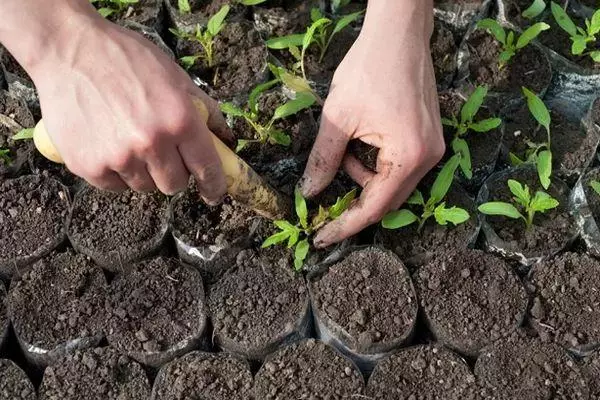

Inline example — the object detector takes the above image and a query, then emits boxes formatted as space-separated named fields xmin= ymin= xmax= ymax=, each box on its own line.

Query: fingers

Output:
xmin=145 ymin=147 xmax=190 ymax=195
xmin=84 ymin=171 xmax=129 ymax=193
xmin=342 ymin=154 xmax=375 ymax=188
xmin=188 ymin=85 xmax=235 ymax=148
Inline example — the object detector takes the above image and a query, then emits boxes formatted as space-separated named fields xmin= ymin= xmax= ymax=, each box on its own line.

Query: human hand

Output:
xmin=300 ymin=0 xmax=444 ymax=248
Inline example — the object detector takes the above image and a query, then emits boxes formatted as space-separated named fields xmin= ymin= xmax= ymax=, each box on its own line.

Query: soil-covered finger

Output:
xmin=0 ymin=359 xmax=36 ymax=400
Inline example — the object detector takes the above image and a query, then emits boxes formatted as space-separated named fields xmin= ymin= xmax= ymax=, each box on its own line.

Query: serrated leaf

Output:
xmin=220 ymin=102 xmax=245 ymax=117
xmin=178 ymin=0 xmax=191 ymax=14
xmin=248 ymin=79 xmax=279 ymax=114
xmin=430 ymin=153 xmax=461 ymax=203
xmin=266 ymin=34 xmax=306 ymax=49
xmin=294 ymin=239 xmax=310 ymax=271
xmin=477 ymin=19 xmax=507 ymax=44
xmin=434 ymin=203 xmax=470 ymax=226
xmin=470 ymin=118 xmax=502 ymax=132
xmin=537 ymin=150 xmax=552 ymax=189
xmin=522 ymin=0 xmax=546 ymax=19
xmin=272 ymin=93 xmax=315 ymax=120
xmin=530 ymin=190 xmax=559 ymax=212
xmin=332 ymin=10 xmax=364 ymax=35
xmin=478 ymin=202 xmax=524 ymax=219
xmin=589 ymin=180 xmax=600 ymax=195
xmin=551 ymin=1 xmax=578 ymax=37
xmin=11 ymin=128 xmax=34 ymax=141
xmin=262 ymin=230 xmax=291 ymax=247
xmin=406 ymin=190 xmax=425 ymax=206
xmin=268 ymin=129 xmax=291 ymax=146
xmin=516 ymin=22 xmax=550 ymax=49
xmin=207 ymin=4 xmax=230 ymax=37
xmin=507 ymin=179 xmax=530 ymax=207
xmin=329 ymin=189 xmax=357 ymax=219
xmin=522 ymin=87 xmax=551 ymax=135
xmin=452 ymin=137 xmax=472 ymax=180
xmin=295 ymin=187 xmax=308 ymax=229
xmin=461 ymin=86 xmax=488 ymax=124
xmin=381 ymin=209 xmax=418 ymax=229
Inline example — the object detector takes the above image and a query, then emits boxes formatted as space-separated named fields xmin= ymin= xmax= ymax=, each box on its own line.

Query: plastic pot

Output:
xmin=434 ymin=0 xmax=493 ymax=35
xmin=571 ymin=167 xmax=600 ymax=258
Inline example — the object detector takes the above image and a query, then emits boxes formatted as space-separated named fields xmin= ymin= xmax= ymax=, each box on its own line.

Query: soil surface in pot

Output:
xmin=475 ymin=332 xmax=589 ymax=399
xmin=0 ymin=283 xmax=7 ymax=340
xmin=152 ymin=351 xmax=253 ymax=400
xmin=0 ymin=90 xmax=34 ymax=177
xmin=208 ymin=247 xmax=307 ymax=360
xmin=432 ymin=19 xmax=459 ymax=89
xmin=0 ymin=175 xmax=69 ymax=272
xmin=96 ymin=0 xmax=162 ymax=30
xmin=29 ymin=152 xmax=80 ymax=189
xmin=582 ymin=350 xmax=600 ymax=399
xmin=415 ymin=248 xmax=527 ymax=356
xmin=168 ymin=0 xmax=248 ymax=22
xmin=68 ymin=186 xmax=168 ymax=267
xmin=465 ymin=29 xmax=551 ymax=94
xmin=0 ymin=359 xmax=36 ymax=400
xmin=480 ymin=167 xmax=574 ymax=259
xmin=502 ymin=0 xmax=568 ymax=29
xmin=529 ymin=252 xmax=600 ymax=351
xmin=103 ymin=257 xmax=205 ymax=363
xmin=582 ymin=168 xmax=600 ymax=221
xmin=366 ymin=344 xmax=476 ymax=399
xmin=8 ymin=250 xmax=107 ymax=352
xmin=253 ymin=0 xmax=319 ymax=38
xmin=253 ymin=339 xmax=364 ymax=399
xmin=39 ymin=347 xmax=151 ymax=400
xmin=377 ymin=182 xmax=477 ymax=270
xmin=309 ymin=247 xmax=418 ymax=354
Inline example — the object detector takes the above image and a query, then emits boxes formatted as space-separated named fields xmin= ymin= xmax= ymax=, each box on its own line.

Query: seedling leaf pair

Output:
xmin=551 ymin=2 xmax=600 ymax=61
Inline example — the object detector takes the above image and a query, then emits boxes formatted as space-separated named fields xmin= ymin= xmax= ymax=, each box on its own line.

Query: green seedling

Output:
xmin=476 ymin=19 xmax=550 ymax=67
xmin=0 ymin=149 xmax=10 ymax=165
xmin=478 ymin=179 xmax=559 ymax=229
xmin=170 ymin=5 xmax=230 ymax=68
xmin=550 ymin=2 xmax=600 ymax=61
xmin=522 ymin=0 xmax=547 ymax=19
xmin=331 ymin=0 xmax=352 ymax=13
xmin=381 ymin=154 xmax=470 ymax=232
xmin=590 ymin=179 xmax=600 ymax=195
xmin=268 ymin=63 xmax=323 ymax=106
xmin=441 ymin=86 xmax=502 ymax=180
xmin=221 ymin=81 xmax=316 ymax=151
xmin=11 ymin=128 xmax=33 ymax=141
xmin=89 ymin=0 xmax=138 ymax=18
xmin=509 ymin=87 xmax=552 ymax=190
xmin=178 ymin=0 xmax=265 ymax=14
xmin=262 ymin=188 xmax=357 ymax=271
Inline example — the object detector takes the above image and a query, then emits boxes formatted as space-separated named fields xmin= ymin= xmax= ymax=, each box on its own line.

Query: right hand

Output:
xmin=29 ymin=7 xmax=232 ymax=202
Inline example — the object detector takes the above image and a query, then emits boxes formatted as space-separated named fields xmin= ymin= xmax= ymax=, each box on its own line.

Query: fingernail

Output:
xmin=298 ymin=175 xmax=313 ymax=198
xmin=201 ymin=194 xmax=225 ymax=207
xmin=313 ymin=227 xmax=333 ymax=249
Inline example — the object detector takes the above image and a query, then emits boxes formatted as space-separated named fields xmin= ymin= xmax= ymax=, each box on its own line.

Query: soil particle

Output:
xmin=528 ymin=252 xmax=600 ymax=352
xmin=475 ymin=332 xmax=589 ymax=399
xmin=581 ymin=168 xmax=600 ymax=221
xmin=366 ymin=344 xmax=477 ymax=400
xmin=103 ymin=257 xmax=206 ymax=366
xmin=68 ymin=186 xmax=168 ymax=270
xmin=39 ymin=347 xmax=151 ymax=400
xmin=8 ymin=250 xmax=107 ymax=353
xmin=0 ymin=359 xmax=36 ymax=400
xmin=252 ymin=0 xmax=318 ymax=38
xmin=581 ymin=350 xmax=600 ymax=399
xmin=253 ymin=339 xmax=364 ymax=399
xmin=465 ymin=29 xmax=551 ymax=95
xmin=415 ymin=248 xmax=528 ymax=356
xmin=151 ymin=351 xmax=253 ymax=400
xmin=0 ymin=89 xmax=34 ymax=176
xmin=0 ymin=175 xmax=69 ymax=277
xmin=432 ymin=19 xmax=459 ymax=89
xmin=208 ymin=247 xmax=308 ymax=360
xmin=309 ymin=247 xmax=418 ymax=354
xmin=0 ymin=282 xmax=7 ymax=342
xmin=347 ymin=140 xmax=378 ymax=172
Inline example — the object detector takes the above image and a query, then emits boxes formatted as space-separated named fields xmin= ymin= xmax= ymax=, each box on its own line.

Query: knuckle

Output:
xmin=108 ymin=150 xmax=134 ymax=172
xmin=159 ymin=176 xmax=190 ymax=196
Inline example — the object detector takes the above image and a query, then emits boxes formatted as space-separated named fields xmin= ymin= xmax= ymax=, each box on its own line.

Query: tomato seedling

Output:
xmin=89 ymin=0 xmax=138 ymax=18
xmin=262 ymin=188 xmax=357 ymax=271
xmin=441 ymin=86 xmax=502 ymax=180
xmin=0 ymin=149 xmax=10 ymax=165
xmin=178 ymin=0 xmax=266 ymax=14
xmin=522 ymin=0 xmax=547 ymax=20
xmin=476 ymin=19 xmax=550 ymax=67
xmin=550 ymin=2 xmax=600 ymax=62
xmin=382 ymin=154 xmax=470 ymax=232
xmin=590 ymin=179 xmax=600 ymax=195
xmin=478 ymin=179 xmax=559 ymax=229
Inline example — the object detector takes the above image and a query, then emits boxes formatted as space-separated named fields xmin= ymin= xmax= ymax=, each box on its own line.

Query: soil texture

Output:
xmin=0 ymin=282 xmax=6 ymax=342
xmin=0 ymin=359 xmax=36 ymax=400
xmin=582 ymin=168 xmax=600 ymax=221
xmin=168 ymin=0 xmax=248 ymax=28
xmin=581 ymin=350 xmax=600 ymax=399
xmin=432 ymin=19 xmax=459 ymax=89
xmin=0 ymin=90 xmax=34 ymax=177
xmin=253 ymin=339 xmax=364 ymax=399
xmin=97 ymin=0 xmax=163 ymax=31
xmin=253 ymin=0 xmax=319 ymax=38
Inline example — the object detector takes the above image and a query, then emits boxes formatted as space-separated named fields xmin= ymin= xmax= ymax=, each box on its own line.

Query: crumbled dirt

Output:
xmin=475 ymin=332 xmax=589 ymax=399
xmin=252 ymin=0 xmax=318 ymax=38
xmin=528 ymin=252 xmax=600 ymax=351
xmin=68 ymin=186 xmax=168 ymax=269
xmin=348 ymin=139 xmax=379 ymax=172
xmin=583 ymin=168 xmax=600 ymax=220
xmin=208 ymin=247 xmax=308 ymax=360
xmin=0 ymin=359 xmax=36 ymax=400
xmin=581 ymin=350 xmax=600 ymax=399
xmin=481 ymin=167 xmax=575 ymax=260
xmin=103 ymin=258 xmax=206 ymax=364
xmin=29 ymin=151 xmax=80 ymax=189
xmin=39 ymin=347 xmax=151 ymax=400
xmin=253 ymin=339 xmax=364 ymax=399
xmin=432 ymin=19 xmax=459 ymax=89
xmin=303 ymin=28 xmax=359 ymax=87
xmin=502 ymin=0 xmax=566 ymax=29
xmin=366 ymin=344 xmax=477 ymax=399
xmin=169 ymin=0 xmax=248 ymax=21
xmin=151 ymin=351 xmax=253 ymax=399
xmin=96 ymin=0 xmax=163 ymax=30
xmin=0 ymin=282 xmax=7 ymax=340
xmin=0 ymin=175 xmax=69 ymax=276
xmin=309 ymin=247 xmax=418 ymax=354
xmin=0 ymin=90 xmax=34 ymax=176
xmin=415 ymin=248 xmax=528 ymax=356
xmin=466 ymin=29 xmax=552 ymax=95
xmin=8 ymin=250 xmax=107 ymax=351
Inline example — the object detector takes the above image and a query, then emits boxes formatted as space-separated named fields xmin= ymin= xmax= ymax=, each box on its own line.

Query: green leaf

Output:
xmin=478 ymin=202 xmax=524 ymax=219
xmin=220 ymin=102 xmax=245 ymax=117
xmin=441 ymin=117 xmax=458 ymax=127
xmin=207 ymin=4 xmax=230 ymax=37
xmin=178 ymin=0 xmax=191 ymax=14
xmin=516 ymin=22 xmax=550 ymax=49
xmin=461 ymin=86 xmax=488 ymax=124
xmin=331 ymin=0 xmax=351 ymax=13
xmin=295 ymin=187 xmax=308 ymax=229
xmin=332 ymin=10 xmax=364 ymax=35
xmin=179 ymin=55 xmax=201 ymax=69
xmin=329 ymin=189 xmax=357 ymax=219
xmin=530 ymin=190 xmax=559 ymax=212
xmin=289 ymin=46 xmax=302 ymax=61
xmin=235 ymin=139 xmax=251 ymax=153
xmin=311 ymin=7 xmax=324 ymax=22
xmin=268 ymin=129 xmax=291 ymax=146
xmin=590 ymin=9 xmax=600 ymax=35
xmin=311 ymin=205 xmax=329 ymax=227
xmin=469 ymin=118 xmax=502 ymax=132
xmin=406 ymin=190 xmax=425 ymax=206
xmin=0 ymin=149 xmax=11 ymax=164
xmin=277 ymin=70 xmax=313 ymax=94
xmin=522 ymin=0 xmax=546 ymax=19
xmin=572 ymin=37 xmax=588 ymax=55
xmin=272 ymin=93 xmax=315 ymax=120
xmin=590 ymin=180 xmax=600 ymax=195
xmin=522 ymin=87 xmax=551 ymax=135
xmin=551 ymin=1 xmax=578 ymax=37
xmin=430 ymin=153 xmax=461 ymax=204
xmin=509 ymin=152 xmax=525 ymax=166
xmin=11 ymin=128 xmax=34 ymax=141
xmin=589 ymin=51 xmax=600 ymax=62
xmin=499 ymin=49 xmax=516 ymax=64
xmin=169 ymin=27 xmax=188 ymax=39
xmin=452 ymin=137 xmax=472 ymax=180
xmin=302 ymin=17 xmax=331 ymax=58
xmin=477 ymin=19 xmax=507 ymax=44
xmin=274 ymin=220 xmax=297 ymax=232
xmin=507 ymin=31 xmax=515 ymax=47
xmin=381 ymin=209 xmax=419 ymax=229
xmin=266 ymin=34 xmax=306 ymax=50
xmin=248 ymin=79 xmax=279 ymax=114
xmin=434 ymin=203 xmax=470 ymax=226
xmin=507 ymin=179 xmax=531 ymax=208
xmin=537 ymin=149 xmax=552 ymax=189
xmin=98 ymin=7 xmax=116 ymax=17
xmin=294 ymin=239 xmax=310 ymax=271
xmin=262 ymin=230 xmax=291 ymax=247
xmin=239 ymin=0 xmax=268 ymax=5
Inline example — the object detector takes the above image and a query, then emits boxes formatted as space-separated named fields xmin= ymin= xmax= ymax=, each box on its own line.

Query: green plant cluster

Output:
xmin=89 ymin=0 xmax=139 ymax=18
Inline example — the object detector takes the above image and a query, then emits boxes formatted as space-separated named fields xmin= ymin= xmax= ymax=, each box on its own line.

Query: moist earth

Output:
xmin=0 ymin=90 xmax=34 ymax=176
xmin=0 ymin=359 xmax=36 ymax=400
xmin=581 ymin=350 xmax=600 ymax=399
xmin=432 ymin=19 xmax=459 ymax=89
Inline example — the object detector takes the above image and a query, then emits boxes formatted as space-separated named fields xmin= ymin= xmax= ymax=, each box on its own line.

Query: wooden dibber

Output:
xmin=33 ymin=96 xmax=289 ymax=220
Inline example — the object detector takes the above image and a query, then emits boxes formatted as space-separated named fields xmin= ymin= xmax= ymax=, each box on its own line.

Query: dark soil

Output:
xmin=415 ymin=248 xmax=528 ymax=356
xmin=253 ymin=339 xmax=364 ymax=399
xmin=309 ymin=247 xmax=418 ymax=354
xmin=481 ymin=167 xmax=575 ymax=260
xmin=348 ymin=139 xmax=378 ymax=172
xmin=578 ymin=0 xmax=600 ymax=7
xmin=39 ymin=347 xmax=151 ymax=400
xmin=0 ymin=283 xmax=6 ymax=343
xmin=29 ymin=151 xmax=80 ymax=189
xmin=581 ymin=350 xmax=600 ymax=399
xmin=253 ymin=0 xmax=319 ymax=38
xmin=377 ymin=182 xmax=478 ymax=270
xmin=502 ymin=0 xmax=567 ymax=29
xmin=68 ymin=186 xmax=168 ymax=270
xmin=97 ymin=0 xmax=163 ymax=31
xmin=208 ymin=247 xmax=308 ymax=360
xmin=366 ymin=344 xmax=477 ymax=399
xmin=0 ymin=359 xmax=36 ymax=400
xmin=0 ymin=90 xmax=34 ymax=177
xmin=168 ymin=0 xmax=248 ymax=23
xmin=151 ymin=351 xmax=253 ymax=400
xmin=466 ymin=29 xmax=552 ymax=95
xmin=528 ymin=252 xmax=600 ymax=351
xmin=8 ymin=250 xmax=107 ymax=353
xmin=474 ymin=332 xmax=589 ymax=399
xmin=590 ymin=97 xmax=600 ymax=128
xmin=583 ymin=168 xmax=600 ymax=220
xmin=432 ymin=19 xmax=459 ymax=89
xmin=103 ymin=257 xmax=206 ymax=366
xmin=0 ymin=175 xmax=69 ymax=277
xmin=177 ymin=20 xmax=268 ymax=99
